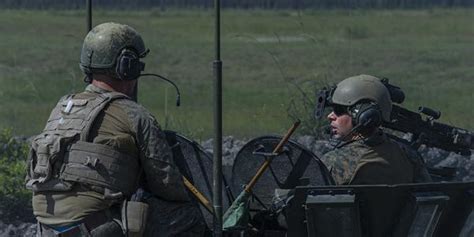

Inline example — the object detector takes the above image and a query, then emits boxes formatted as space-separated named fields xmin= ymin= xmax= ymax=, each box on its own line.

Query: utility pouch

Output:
xmin=122 ymin=200 xmax=149 ymax=237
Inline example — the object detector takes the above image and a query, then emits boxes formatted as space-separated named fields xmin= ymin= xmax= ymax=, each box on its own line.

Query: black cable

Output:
xmin=139 ymin=73 xmax=181 ymax=107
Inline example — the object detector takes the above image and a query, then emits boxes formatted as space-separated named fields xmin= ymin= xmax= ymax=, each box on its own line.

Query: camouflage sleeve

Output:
xmin=321 ymin=147 xmax=362 ymax=185
xmin=119 ymin=100 xmax=189 ymax=201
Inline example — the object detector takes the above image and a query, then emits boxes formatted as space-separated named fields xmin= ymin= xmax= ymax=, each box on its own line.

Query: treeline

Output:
xmin=1 ymin=0 xmax=473 ymax=10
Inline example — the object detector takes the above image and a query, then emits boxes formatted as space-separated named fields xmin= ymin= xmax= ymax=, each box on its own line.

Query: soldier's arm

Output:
xmin=122 ymin=101 xmax=189 ymax=201
xmin=321 ymin=150 xmax=357 ymax=185
xmin=138 ymin=116 xmax=189 ymax=201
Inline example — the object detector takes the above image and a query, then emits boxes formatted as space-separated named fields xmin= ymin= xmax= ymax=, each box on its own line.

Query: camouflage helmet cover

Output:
xmin=332 ymin=74 xmax=392 ymax=121
xmin=79 ymin=22 xmax=148 ymax=73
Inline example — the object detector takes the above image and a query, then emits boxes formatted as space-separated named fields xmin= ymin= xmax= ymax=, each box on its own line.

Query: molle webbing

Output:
xmin=27 ymin=91 xmax=140 ymax=195
xmin=61 ymin=141 xmax=139 ymax=196
xmin=42 ymin=92 xmax=125 ymax=142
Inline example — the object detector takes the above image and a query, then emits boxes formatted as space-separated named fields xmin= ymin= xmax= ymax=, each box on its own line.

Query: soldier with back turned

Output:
xmin=26 ymin=22 xmax=206 ymax=237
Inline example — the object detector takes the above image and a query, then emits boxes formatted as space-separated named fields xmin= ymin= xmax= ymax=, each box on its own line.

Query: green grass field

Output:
xmin=0 ymin=9 xmax=473 ymax=140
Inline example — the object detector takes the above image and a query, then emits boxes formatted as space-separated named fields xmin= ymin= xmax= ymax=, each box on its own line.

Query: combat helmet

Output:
xmin=79 ymin=22 xmax=149 ymax=77
xmin=332 ymin=74 xmax=392 ymax=122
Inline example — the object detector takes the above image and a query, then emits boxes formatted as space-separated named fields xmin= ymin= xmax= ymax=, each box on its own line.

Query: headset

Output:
xmin=330 ymin=101 xmax=382 ymax=149
xmin=84 ymin=48 xmax=181 ymax=106
xmin=115 ymin=48 xmax=146 ymax=81
xmin=349 ymin=101 xmax=382 ymax=133
xmin=82 ymin=48 xmax=145 ymax=82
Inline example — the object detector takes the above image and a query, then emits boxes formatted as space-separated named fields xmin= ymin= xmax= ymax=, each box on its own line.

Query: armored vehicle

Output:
xmin=166 ymin=131 xmax=473 ymax=237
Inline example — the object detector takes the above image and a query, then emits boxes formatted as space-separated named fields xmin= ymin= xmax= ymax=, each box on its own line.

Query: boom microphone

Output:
xmin=139 ymin=73 xmax=181 ymax=107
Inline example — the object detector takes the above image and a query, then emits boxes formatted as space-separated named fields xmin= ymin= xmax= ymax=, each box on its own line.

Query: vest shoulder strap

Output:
xmin=79 ymin=91 xmax=129 ymax=141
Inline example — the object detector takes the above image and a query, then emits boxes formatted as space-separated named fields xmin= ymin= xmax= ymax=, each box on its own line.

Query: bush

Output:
xmin=286 ymin=78 xmax=330 ymax=139
xmin=0 ymin=128 xmax=33 ymax=223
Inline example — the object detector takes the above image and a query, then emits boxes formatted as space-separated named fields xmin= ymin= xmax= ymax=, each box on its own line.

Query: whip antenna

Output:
xmin=212 ymin=0 xmax=223 ymax=235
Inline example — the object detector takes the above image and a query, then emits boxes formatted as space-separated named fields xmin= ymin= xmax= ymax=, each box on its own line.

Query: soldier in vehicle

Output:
xmin=321 ymin=74 xmax=431 ymax=185
xmin=26 ymin=22 xmax=205 ymax=236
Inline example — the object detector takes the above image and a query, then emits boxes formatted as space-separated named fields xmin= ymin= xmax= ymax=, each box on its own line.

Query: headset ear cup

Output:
xmin=358 ymin=108 xmax=382 ymax=129
xmin=353 ymin=103 xmax=382 ymax=130
xmin=116 ymin=49 xmax=144 ymax=80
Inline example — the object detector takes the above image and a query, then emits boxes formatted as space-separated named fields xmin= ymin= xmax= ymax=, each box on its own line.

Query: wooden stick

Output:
xmin=183 ymin=176 xmax=214 ymax=214
xmin=244 ymin=120 xmax=300 ymax=193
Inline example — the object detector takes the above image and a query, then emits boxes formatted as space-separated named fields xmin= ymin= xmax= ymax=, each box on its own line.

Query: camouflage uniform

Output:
xmin=322 ymin=129 xmax=431 ymax=185
xmin=30 ymin=84 xmax=205 ymax=236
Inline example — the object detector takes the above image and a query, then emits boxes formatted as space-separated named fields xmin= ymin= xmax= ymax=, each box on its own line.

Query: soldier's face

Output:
xmin=327 ymin=106 xmax=353 ymax=140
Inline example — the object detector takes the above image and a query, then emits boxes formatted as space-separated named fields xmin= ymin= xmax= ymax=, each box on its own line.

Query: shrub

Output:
xmin=286 ymin=79 xmax=331 ymax=139
xmin=0 ymin=128 xmax=29 ymax=197
xmin=0 ymin=128 xmax=33 ymax=223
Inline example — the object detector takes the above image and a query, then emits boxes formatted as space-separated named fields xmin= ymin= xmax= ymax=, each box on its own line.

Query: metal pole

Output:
xmin=212 ymin=0 xmax=223 ymax=235
xmin=86 ymin=0 xmax=92 ymax=32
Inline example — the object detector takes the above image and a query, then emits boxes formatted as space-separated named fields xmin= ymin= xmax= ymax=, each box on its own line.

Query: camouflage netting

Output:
xmin=1 ymin=135 xmax=473 ymax=237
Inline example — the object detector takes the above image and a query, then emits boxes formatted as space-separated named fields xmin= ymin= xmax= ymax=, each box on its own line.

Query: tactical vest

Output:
xmin=26 ymin=91 xmax=140 ymax=197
